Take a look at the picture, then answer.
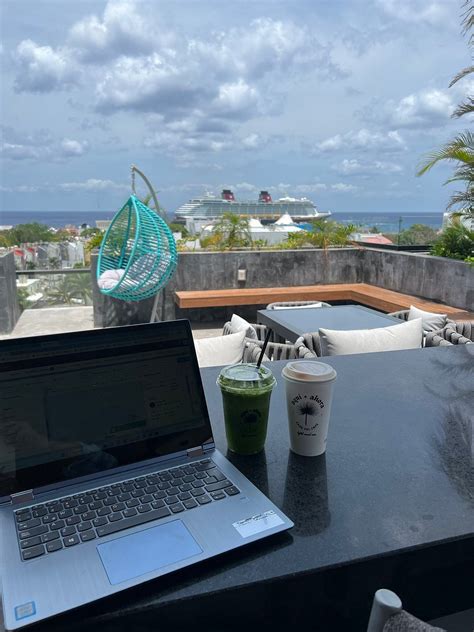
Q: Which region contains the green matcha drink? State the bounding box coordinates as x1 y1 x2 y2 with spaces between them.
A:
217 363 276 455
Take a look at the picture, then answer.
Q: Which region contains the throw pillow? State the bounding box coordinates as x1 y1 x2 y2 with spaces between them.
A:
408 305 447 332
319 318 423 356
97 269 125 290
272 302 323 310
194 330 246 368
230 314 258 339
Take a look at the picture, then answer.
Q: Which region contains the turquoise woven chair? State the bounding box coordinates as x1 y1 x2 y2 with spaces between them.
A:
97 195 177 304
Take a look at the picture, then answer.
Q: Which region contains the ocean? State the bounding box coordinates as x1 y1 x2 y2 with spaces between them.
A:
0 211 115 229
0 210 444 232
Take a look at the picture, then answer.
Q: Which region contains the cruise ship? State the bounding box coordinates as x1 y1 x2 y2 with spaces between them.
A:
175 189 331 223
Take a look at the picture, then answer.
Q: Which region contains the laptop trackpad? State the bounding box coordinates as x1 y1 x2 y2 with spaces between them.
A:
97 520 203 585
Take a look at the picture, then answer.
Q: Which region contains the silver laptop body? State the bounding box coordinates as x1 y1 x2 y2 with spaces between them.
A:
0 321 293 630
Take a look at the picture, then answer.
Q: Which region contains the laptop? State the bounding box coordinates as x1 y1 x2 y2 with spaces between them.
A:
0 320 293 630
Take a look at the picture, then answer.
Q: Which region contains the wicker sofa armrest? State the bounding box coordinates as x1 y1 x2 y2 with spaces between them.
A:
294 332 321 358
223 321 268 342
425 321 473 347
242 340 297 363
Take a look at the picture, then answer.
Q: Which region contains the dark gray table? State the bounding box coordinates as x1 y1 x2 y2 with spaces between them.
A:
25 346 474 632
257 304 399 342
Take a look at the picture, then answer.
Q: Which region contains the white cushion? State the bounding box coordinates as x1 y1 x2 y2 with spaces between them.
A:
272 302 323 310
319 319 423 356
407 305 447 333
230 314 258 339
194 330 246 368
97 269 125 290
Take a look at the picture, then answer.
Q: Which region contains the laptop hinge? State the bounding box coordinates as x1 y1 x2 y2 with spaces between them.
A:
10 490 35 505
187 446 204 458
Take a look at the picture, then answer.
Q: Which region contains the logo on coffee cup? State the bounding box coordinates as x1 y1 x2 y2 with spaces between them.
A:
291 394 324 432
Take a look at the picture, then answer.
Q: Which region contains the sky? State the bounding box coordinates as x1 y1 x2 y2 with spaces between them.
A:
1 0 473 217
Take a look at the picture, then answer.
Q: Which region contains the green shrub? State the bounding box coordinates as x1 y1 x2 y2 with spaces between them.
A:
430 222 474 261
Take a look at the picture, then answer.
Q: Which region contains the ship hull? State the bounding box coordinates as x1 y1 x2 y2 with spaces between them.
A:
175 198 331 222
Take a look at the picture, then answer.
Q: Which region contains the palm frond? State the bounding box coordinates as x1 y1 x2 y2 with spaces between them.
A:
452 97 474 118
445 165 474 184
449 65 474 87
446 189 474 211
461 0 474 37
416 131 474 176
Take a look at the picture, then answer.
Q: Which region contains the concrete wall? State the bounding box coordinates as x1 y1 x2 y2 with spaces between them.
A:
361 249 474 311
91 248 362 326
0 252 20 334
92 247 474 327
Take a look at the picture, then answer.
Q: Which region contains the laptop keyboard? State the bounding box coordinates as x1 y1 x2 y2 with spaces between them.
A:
14 459 240 561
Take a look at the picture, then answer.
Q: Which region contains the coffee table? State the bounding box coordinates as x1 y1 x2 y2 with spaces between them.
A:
257 304 399 342
13 346 474 632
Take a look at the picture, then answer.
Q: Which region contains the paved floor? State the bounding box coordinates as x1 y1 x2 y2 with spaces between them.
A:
0 307 223 340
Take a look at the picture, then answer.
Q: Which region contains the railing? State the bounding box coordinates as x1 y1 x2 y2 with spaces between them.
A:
16 268 92 309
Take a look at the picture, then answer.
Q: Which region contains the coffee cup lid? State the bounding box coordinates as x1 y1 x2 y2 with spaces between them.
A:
282 360 337 382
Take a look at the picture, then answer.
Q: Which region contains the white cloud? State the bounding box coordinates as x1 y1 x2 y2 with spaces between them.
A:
241 134 261 149
9 3 346 161
334 159 403 175
0 184 41 193
211 80 260 118
144 130 225 156
317 129 405 152
68 0 155 63
60 138 88 157
331 183 358 192
388 89 454 128
59 178 128 191
294 183 328 193
1 128 88 161
233 182 258 193
376 0 455 26
13 39 78 93
1 142 43 160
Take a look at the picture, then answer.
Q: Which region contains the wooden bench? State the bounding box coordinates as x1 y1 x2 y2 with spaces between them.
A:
174 283 474 321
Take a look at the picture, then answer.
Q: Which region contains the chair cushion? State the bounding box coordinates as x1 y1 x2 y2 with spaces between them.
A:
272 302 323 310
194 331 246 368
230 314 258 339
384 610 446 631
319 319 423 356
97 269 125 290
408 305 447 333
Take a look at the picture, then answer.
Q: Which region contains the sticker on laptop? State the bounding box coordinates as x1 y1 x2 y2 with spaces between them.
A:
15 601 36 621
232 510 284 538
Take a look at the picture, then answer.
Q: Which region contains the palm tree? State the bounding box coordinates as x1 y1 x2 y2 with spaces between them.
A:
298 401 317 427
417 1 474 220
285 219 356 249
64 273 93 305
211 212 252 249
417 131 474 218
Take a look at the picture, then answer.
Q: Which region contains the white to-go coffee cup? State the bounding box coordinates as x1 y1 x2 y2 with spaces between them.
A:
281 361 337 457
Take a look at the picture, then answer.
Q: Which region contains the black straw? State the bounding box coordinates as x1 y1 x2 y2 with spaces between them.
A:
256 328 273 368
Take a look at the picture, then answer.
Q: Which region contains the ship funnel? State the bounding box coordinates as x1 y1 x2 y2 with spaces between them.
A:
221 189 235 201
259 190 272 203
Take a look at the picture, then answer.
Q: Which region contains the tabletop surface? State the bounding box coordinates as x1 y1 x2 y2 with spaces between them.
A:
8 345 474 631
257 304 399 341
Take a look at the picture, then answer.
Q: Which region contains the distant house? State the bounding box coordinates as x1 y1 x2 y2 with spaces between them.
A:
350 232 393 245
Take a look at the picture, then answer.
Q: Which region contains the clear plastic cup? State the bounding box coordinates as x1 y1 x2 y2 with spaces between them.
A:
217 363 276 455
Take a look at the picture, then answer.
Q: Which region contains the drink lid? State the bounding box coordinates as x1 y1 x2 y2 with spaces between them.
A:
217 363 276 392
282 360 337 382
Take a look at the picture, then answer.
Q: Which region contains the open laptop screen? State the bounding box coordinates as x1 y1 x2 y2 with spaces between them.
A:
0 321 213 499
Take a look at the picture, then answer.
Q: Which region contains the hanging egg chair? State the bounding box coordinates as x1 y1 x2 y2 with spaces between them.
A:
97 194 177 302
